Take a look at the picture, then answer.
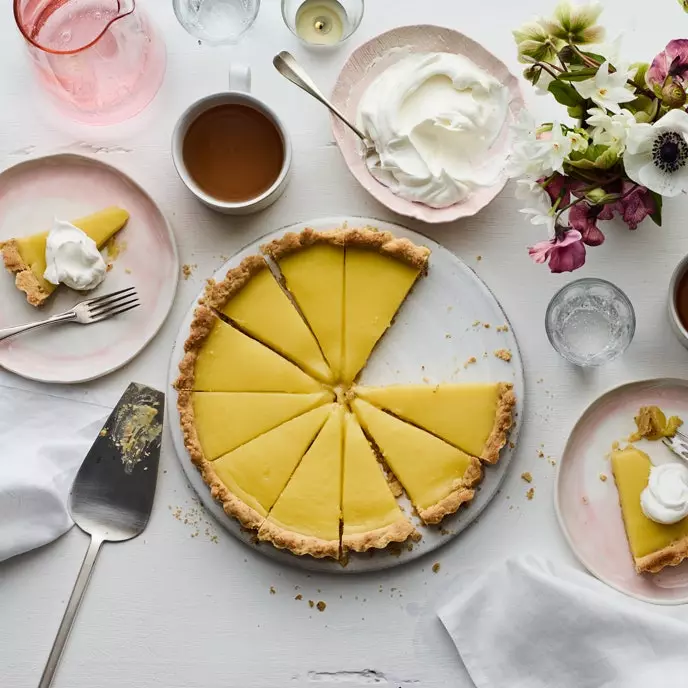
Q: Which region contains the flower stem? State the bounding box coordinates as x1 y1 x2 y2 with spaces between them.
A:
568 43 599 68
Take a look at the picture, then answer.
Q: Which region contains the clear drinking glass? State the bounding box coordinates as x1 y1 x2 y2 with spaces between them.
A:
281 0 364 47
14 0 166 125
174 0 260 45
545 278 636 367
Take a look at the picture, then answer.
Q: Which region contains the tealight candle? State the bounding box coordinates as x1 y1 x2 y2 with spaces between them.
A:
282 0 363 47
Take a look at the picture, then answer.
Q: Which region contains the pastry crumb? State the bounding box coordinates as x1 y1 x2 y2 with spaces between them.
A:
549 459 557 466
124 268 132 275
476 255 482 261
526 487 535 500
483 323 491 329
599 473 608 482
316 601 326 612
612 440 620 450
182 263 197 280
432 562 441 573
521 472 533 483
582 496 589 505
295 594 303 600
422 376 430 384
445 333 452 339
509 441 515 449
496 324 509 333
472 320 481 327
269 586 276 595
308 600 315 608
537 449 544 458
463 356 477 368
494 348 512 362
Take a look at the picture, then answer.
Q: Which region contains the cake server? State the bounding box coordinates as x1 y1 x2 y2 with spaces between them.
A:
38 382 164 688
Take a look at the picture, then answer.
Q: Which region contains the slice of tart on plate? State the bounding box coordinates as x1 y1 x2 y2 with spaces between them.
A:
1 206 129 307
178 390 333 464
611 446 688 573
208 405 334 530
204 255 333 383
352 398 483 525
176 305 324 393
355 382 515 463
341 412 417 552
259 406 344 559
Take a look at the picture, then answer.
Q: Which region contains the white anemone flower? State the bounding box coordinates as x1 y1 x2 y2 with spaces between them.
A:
573 61 635 113
624 109 688 197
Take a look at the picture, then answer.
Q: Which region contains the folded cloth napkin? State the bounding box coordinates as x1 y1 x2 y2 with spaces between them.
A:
0 385 107 562
438 555 688 688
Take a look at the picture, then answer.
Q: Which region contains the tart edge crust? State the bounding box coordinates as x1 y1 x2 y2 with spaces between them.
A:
1 240 52 307
258 519 340 559
481 383 517 465
635 536 688 574
342 518 418 553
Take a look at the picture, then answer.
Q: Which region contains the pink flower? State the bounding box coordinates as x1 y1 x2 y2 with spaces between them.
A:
647 39 688 88
528 230 587 273
614 182 656 229
568 203 607 246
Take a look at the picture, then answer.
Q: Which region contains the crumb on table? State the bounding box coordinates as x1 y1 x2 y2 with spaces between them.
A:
483 323 491 329
521 472 533 483
496 324 509 333
526 487 535 500
494 348 512 362
269 586 276 595
582 496 589 505
316 601 326 612
463 356 477 368
295 594 303 601
432 562 441 573
308 600 315 608
476 255 482 261
599 473 608 482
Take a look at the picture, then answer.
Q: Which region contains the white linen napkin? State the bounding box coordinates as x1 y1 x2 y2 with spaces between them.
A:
438 555 688 688
0 385 107 562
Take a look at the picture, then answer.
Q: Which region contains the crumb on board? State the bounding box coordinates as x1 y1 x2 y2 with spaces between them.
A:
269 586 276 595
472 320 481 327
316 601 327 612
521 472 533 483
582 496 589 505
599 473 608 482
308 600 315 608
549 459 557 466
494 348 512 362
463 356 477 368
483 323 491 329
476 255 482 261
537 449 545 458
432 562 441 574
445 333 452 339
125 268 132 275
526 487 535 500
496 324 509 333
182 263 197 280
422 376 430 384
295 594 303 601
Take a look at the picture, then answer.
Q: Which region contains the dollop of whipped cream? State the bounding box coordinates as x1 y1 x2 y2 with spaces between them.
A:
44 218 107 291
357 52 510 208
640 463 688 525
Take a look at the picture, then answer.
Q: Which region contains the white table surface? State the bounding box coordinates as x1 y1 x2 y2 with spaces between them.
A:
2 1 688 686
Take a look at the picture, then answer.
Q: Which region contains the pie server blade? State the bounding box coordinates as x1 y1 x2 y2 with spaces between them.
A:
38 382 165 688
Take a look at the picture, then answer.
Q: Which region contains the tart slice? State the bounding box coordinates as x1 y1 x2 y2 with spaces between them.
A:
178 390 333 464
1 206 130 307
209 404 333 530
352 399 482 525
176 306 323 393
355 383 515 464
611 446 688 573
342 412 417 552
342 229 429 383
205 256 333 383
259 405 343 558
263 229 345 378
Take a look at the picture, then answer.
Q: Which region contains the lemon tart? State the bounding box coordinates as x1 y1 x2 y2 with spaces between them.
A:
611 446 688 573
342 229 429 383
342 412 417 552
178 390 333 464
355 383 515 464
176 306 323 393
204 255 333 383
206 405 334 530
263 229 346 378
259 406 344 558
352 399 482 524
1 206 130 307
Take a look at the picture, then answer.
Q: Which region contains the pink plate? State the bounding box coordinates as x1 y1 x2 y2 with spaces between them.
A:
331 25 524 224
0 154 178 383
556 378 688 605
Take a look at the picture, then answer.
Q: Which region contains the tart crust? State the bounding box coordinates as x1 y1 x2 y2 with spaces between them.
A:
175 304 218 391
258 520 340 559
482 383 517 465
202 254 268 311
1 240 51 307
342 519 418 553
635 536 688 574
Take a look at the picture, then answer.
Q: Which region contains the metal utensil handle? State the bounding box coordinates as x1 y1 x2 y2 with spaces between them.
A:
273 52 368 142
38 535 104 688
0 311 75 343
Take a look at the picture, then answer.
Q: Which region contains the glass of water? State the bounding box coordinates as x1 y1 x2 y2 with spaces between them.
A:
174 0 260 45
545 278 635 367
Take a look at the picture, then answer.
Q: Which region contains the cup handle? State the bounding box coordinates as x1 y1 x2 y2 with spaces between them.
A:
229 65 251 93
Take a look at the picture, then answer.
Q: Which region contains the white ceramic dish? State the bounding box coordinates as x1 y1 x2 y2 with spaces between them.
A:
0 154 179 384
556 378 688 605
167 216 525 572
330 25 524 224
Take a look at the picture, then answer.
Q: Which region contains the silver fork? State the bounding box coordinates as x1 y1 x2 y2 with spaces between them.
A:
0 287 140 342
662 429 688 463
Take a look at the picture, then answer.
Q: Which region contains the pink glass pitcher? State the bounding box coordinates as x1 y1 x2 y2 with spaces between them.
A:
14 0 166 125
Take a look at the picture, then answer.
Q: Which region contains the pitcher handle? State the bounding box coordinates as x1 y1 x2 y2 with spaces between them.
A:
229 65 251 93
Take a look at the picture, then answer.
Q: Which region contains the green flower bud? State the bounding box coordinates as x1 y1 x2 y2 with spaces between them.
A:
678 0 688 13
585 188 607 204
661 79 687 108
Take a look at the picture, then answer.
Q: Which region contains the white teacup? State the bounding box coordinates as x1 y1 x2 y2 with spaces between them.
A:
172 65 292 215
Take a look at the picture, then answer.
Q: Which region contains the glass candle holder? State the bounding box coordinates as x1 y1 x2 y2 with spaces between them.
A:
281 0 364 47
545 278 635 367
174 0 260 45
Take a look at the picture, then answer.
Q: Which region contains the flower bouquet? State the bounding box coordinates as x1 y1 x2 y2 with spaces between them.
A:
511 1 688 272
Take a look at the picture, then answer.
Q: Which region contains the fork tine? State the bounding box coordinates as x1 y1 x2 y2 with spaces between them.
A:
90 301 140 323
91 298 139 318
85 286 136 307
88 290 138 315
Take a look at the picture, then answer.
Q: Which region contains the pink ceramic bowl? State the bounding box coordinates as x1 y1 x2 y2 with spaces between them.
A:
331 25 524 224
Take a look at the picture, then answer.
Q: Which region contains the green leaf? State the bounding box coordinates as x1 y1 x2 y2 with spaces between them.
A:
650 191 663 226
557 68 598 81
594 147 619 170
580 50 606 64
548 80 584 107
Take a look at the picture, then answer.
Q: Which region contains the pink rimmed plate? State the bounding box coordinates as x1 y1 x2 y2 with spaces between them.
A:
0 154 178 384
330 25 524 224
556 378 688 604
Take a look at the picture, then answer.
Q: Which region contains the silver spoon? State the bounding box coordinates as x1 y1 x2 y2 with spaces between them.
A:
273 51 377 160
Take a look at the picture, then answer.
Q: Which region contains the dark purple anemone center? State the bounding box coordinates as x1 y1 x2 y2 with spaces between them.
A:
652 131 688 173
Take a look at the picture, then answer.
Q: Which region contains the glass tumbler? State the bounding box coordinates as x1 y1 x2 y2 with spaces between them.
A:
174 0 260 45
281 0 364 46
545 278 636 367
